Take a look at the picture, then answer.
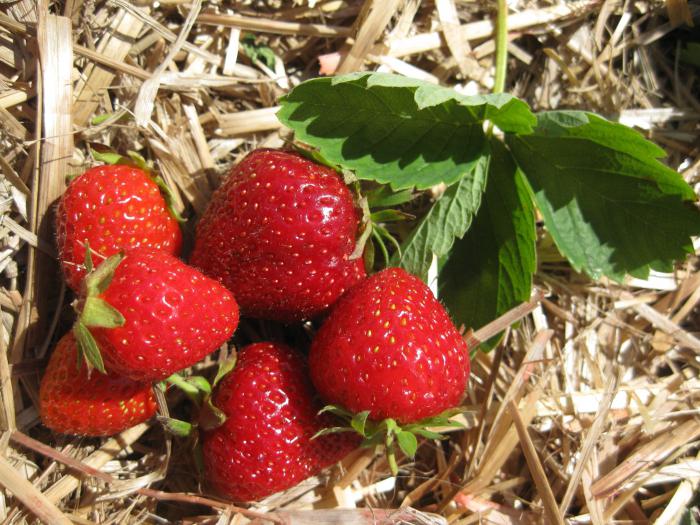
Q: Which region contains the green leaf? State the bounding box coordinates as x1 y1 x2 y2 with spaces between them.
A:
507 111 700 281
350 411 371 436
342 72 536 134
441 140 536 339
392 152 489 279
396 430 418 458
187 376 212 395
240 33 276 69
80 297 125 328
72 321 106 374
412 428 445 440
91 148 125 165
278 73 489 190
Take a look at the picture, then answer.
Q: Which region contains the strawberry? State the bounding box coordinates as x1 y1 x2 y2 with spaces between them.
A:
309 268 470 424
56 164 182 291
190 149 365 322
75 248 239 383
39 332 157 436
201 342 358 501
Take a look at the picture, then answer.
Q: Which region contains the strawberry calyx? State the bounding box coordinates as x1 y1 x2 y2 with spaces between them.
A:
89 144 186 223
73 251 127 374
314 405 464 476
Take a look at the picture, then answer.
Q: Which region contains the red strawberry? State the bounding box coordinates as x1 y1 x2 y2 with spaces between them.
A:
202 342 358 501
76 248 239 383
190 149 365 322
40 332 157 436
56 164 182 290
309 268 470 424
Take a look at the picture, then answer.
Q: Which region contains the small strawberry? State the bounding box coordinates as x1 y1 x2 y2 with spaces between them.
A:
190 149 365 322
74 248 239 383
309 268 470 424
39 332 157 436
56 163 182 290
201 342 358 502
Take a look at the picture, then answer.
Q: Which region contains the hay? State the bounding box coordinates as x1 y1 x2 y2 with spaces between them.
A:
0 0 699 523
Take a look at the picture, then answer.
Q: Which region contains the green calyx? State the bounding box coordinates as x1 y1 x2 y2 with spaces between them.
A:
90 145 186 224
314 405 465 476
73 252 126 374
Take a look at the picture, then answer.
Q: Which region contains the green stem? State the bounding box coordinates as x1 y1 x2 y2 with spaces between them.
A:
493 0 508 94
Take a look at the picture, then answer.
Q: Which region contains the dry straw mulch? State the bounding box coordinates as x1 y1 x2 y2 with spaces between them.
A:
0 0 699 523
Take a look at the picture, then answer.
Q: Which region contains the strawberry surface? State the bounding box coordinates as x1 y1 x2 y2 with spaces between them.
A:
56 164 182 291
309 268 470 423
190 149 365 322
202 342 358 502
39 332 157 436
86 248 239 382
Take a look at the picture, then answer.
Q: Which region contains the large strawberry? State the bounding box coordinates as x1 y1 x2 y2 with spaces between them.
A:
202 342 358 502
74 248 239 382
190 149 365 322
309 268 470 424
40 332 157 436
56 163 182 290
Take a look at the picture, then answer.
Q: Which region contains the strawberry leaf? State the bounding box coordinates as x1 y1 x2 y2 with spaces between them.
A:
366 186 415 208
311 426 354 439
507 111 700 282
441 140 536 342
392 152 489 280
278 73 491 190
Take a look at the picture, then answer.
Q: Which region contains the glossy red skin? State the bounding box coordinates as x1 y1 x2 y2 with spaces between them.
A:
190 149 365 322
90 249 239 382
56 164 182 291
309 268 470 424
40 332 157 436
202 342 358 502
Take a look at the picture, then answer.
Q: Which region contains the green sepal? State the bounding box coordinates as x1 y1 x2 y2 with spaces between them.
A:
84 252 124 297
366 186 415 208
89 144 186 224
396 430 418 458
311 426 355 440
315 404 465 477
198 396 227 431
152 174 186 224
351 411 370 435
187 376 212 395
212 354 237 388
349 197 372 260
83 241 94 274
72 321 106 374
370 209 414 223
158 416 194 438
80 297 125 328
318 404 354 419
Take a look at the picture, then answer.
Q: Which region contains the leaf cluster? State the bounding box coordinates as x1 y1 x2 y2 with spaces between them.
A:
278 72 700 333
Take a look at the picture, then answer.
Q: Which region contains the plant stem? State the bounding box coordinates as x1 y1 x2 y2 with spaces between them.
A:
493 0 508 94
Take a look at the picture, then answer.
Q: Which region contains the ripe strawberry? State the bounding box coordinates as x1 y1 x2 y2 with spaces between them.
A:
76 248 239 383
202 342 358 501
56 164 182 291
190 149 365 322
40 332 157 436
309 268 470 424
